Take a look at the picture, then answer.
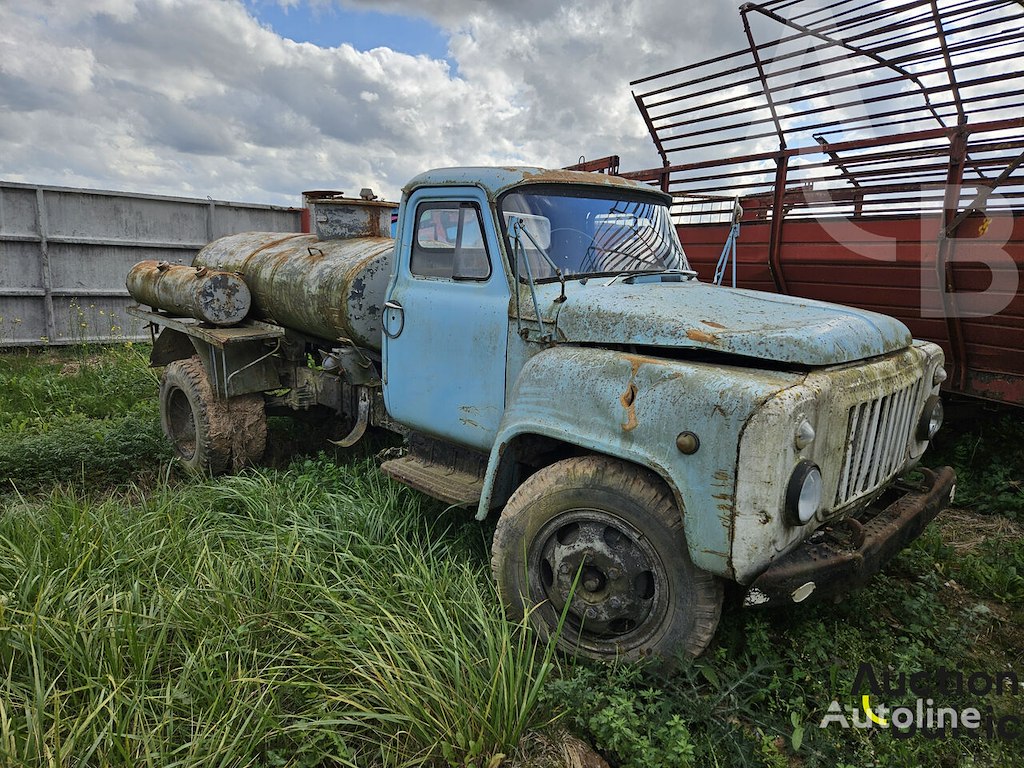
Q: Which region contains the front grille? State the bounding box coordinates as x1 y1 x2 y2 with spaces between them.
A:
834 377 923 507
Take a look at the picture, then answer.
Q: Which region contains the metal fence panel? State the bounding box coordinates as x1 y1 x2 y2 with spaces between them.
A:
0 182 302 346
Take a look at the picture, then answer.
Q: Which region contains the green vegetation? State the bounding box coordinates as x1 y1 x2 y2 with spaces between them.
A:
0 344 170 493
0 462 558 767
930 404 1024 520
1 346 1021 767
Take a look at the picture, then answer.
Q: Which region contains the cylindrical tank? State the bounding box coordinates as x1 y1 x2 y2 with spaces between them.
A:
126 261 251 326
192 232 395 350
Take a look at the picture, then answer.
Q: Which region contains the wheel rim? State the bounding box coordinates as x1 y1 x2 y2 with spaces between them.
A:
166 387 197 460
529 508 669 652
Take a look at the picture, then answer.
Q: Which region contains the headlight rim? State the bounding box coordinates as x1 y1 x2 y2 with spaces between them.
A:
785 459 822 526
916 395 944 441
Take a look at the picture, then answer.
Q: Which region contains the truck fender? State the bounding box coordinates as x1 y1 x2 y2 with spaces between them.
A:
477 423 737 579
477 427 683 520
472 346 787 581
150 327 203 366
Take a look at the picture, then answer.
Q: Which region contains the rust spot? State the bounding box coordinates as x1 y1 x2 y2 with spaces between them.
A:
619 351 666 377
621 382 637 407
702 319 727 329
517 168 645 191
620 381 639 432
686 328 720 344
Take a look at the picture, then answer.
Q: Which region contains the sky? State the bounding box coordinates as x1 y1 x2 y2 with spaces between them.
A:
0 0 750 205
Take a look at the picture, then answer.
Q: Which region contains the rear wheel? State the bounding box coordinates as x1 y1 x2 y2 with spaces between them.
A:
159 358 266 474
491 455 722 662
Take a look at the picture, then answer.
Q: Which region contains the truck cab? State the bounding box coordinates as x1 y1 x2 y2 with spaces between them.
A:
128 166 955 663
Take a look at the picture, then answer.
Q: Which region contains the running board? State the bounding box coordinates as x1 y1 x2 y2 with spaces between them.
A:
380 455 485 508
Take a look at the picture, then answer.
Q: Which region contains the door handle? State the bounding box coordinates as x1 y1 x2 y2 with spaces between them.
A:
383 299 405 339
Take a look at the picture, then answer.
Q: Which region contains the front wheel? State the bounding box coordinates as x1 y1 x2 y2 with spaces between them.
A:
491 456 722 662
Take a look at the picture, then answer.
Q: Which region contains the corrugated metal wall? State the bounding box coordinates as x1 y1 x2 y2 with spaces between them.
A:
0 182 302 346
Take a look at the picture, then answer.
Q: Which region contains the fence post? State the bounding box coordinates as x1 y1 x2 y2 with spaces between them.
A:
35 188 57 343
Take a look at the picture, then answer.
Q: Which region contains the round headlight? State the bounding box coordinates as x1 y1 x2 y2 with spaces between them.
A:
916 395 944 441
785 460 822 526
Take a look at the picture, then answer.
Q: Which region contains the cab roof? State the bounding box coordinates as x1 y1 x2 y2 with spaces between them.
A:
402 166 671 204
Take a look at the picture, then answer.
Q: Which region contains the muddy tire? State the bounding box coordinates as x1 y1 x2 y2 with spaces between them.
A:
159 358 266 474
226 393 268 471
491 455 723 663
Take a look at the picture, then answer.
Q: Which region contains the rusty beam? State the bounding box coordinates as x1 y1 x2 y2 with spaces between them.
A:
936 129 970 391
741 3 788 152
767 155 791 293
633 91 670 168
619 116 1024 180
740 1 951 131
564 156 621 175
929 0 967 126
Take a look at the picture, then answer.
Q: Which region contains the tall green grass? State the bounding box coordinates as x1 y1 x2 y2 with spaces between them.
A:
0 458 558 767
3 345 1023 768
0 345 170 493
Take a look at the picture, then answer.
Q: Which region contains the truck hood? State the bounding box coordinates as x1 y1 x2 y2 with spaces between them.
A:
553 280 911 366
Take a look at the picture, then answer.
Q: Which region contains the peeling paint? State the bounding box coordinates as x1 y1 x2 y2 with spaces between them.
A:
402 166 671 204
126 260 251 326
687 328 720 344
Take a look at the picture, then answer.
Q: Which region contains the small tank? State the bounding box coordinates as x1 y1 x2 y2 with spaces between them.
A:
126 261 251 326
192 194 398 350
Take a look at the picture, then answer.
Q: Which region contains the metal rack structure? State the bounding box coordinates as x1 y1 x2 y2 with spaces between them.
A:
618 0 1024 405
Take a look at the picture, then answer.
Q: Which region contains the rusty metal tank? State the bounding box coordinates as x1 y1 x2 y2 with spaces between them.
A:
126 261 251 326
191 196 397 350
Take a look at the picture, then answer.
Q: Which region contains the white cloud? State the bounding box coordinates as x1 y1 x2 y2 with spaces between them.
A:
0 0 746 204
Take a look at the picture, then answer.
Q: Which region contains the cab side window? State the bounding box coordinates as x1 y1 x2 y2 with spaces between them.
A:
411 202 491 280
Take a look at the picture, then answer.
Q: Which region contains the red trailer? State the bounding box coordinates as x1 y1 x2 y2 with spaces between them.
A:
581 0 1024 406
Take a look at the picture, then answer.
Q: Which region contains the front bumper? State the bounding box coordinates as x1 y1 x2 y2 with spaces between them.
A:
743 466 956 607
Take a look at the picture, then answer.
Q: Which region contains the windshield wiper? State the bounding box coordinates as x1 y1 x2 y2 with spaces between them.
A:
596 267 698 286
511 218 567 303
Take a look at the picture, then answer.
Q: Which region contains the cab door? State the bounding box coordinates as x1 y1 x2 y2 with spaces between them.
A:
382 187 510 450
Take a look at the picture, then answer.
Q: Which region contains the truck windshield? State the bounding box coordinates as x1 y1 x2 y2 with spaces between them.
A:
499 186 691 281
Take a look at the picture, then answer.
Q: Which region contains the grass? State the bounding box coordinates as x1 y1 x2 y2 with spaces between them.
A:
0 457 559 767
928 401 1024 521
0 345 1022 767
0 344 170 493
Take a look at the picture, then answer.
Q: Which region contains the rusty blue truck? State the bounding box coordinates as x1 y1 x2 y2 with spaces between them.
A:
126 167 955 661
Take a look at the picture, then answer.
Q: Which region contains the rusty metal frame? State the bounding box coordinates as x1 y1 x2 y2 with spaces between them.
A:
627 0 1023 220
632 0 1022 162
623 0 1023 404
563 156 622 175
